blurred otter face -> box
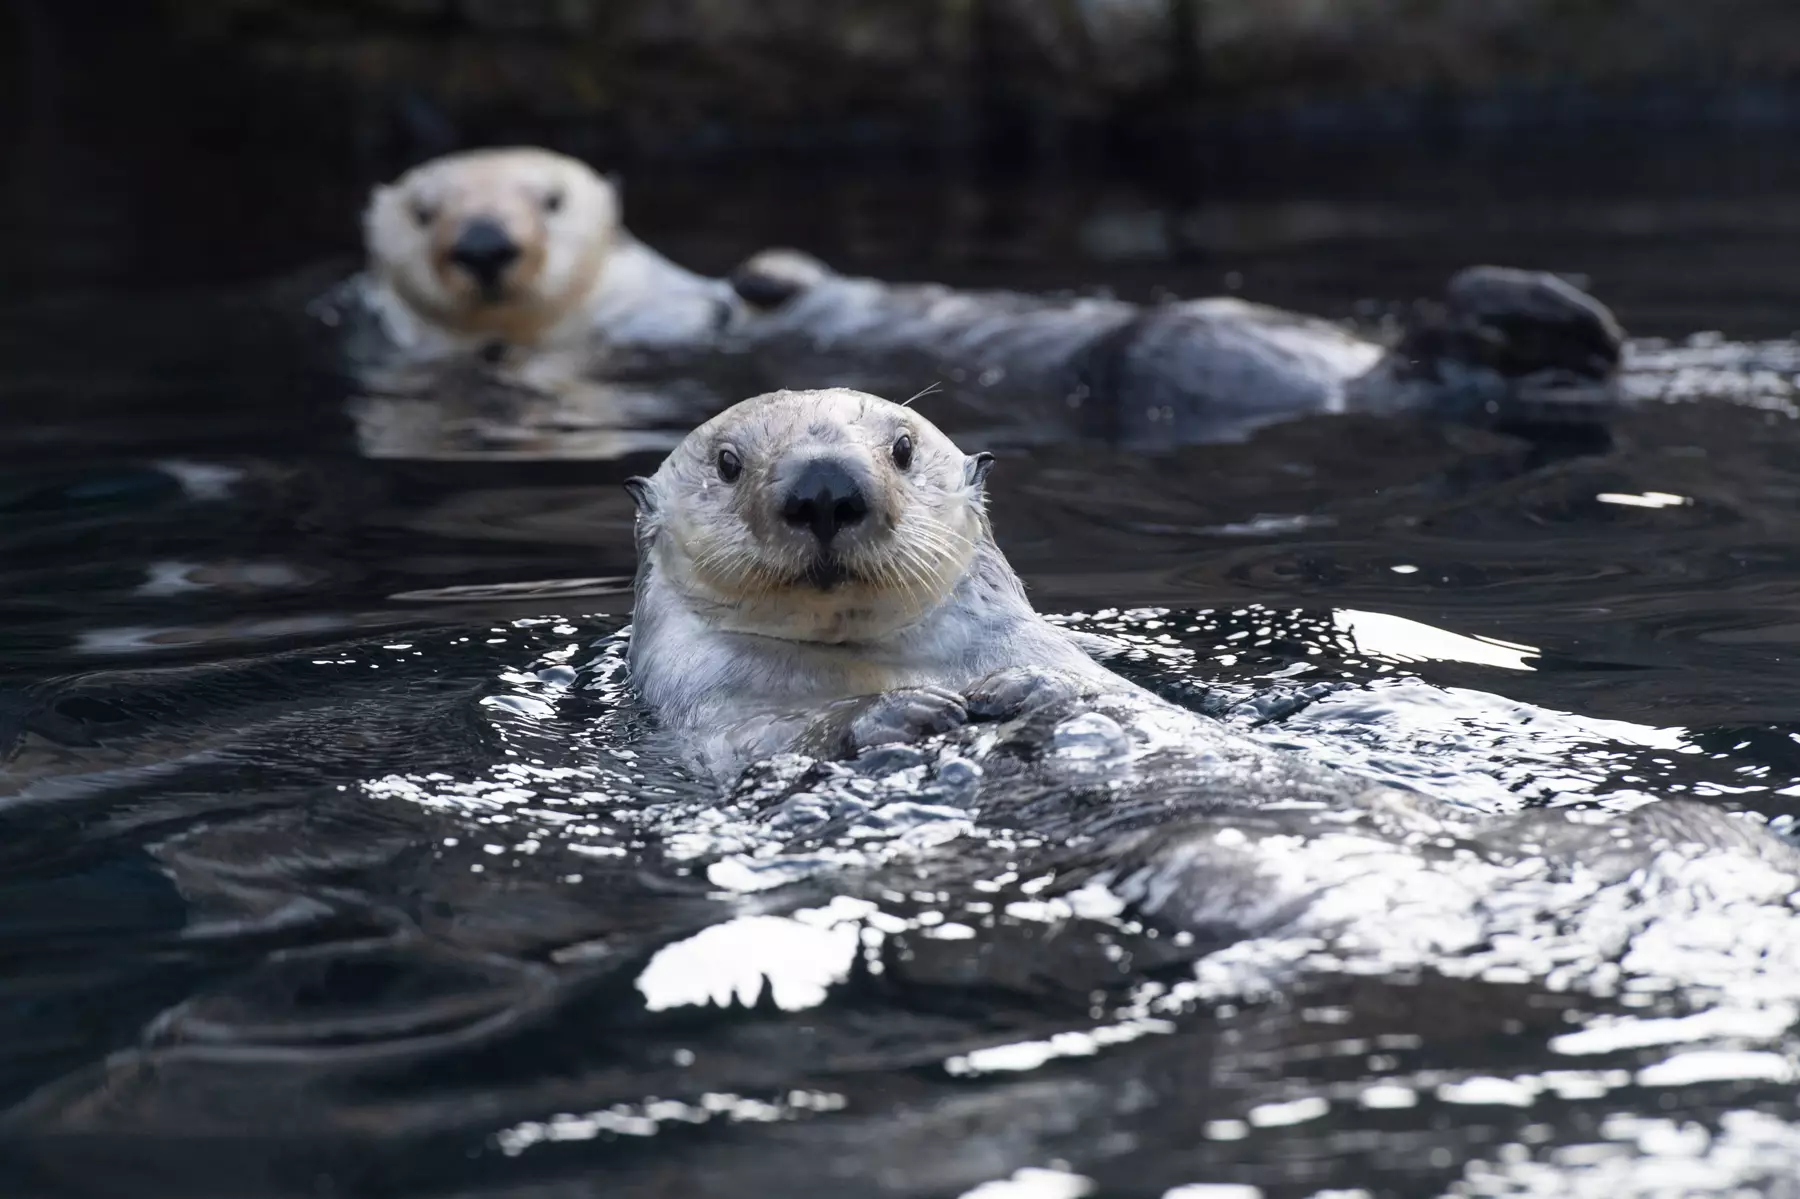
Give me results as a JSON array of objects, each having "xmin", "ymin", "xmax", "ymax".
[
  {"xmin": 363, "ymin": 147, "xmax": 618, "ymax": 345},
  {"xmin": 632, "ymin": 388, "xmax": 995, "ymax": 644}
]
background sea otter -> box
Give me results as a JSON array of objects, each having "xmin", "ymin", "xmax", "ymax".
[
  {"xmin": 339, "ymin": 147, "xmax": 1627, "ymax": 448},
  {"xmin": 348, "ymin": 147, "xmax": 732, "ymax": 364}
]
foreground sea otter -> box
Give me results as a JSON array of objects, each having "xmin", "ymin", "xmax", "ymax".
[
  {"xmin": 626, "ymin": 386, "xmax": 1125, "ymax": 781},
  {"xmin": 336, "ymin": 146, "xmax": 1626, "ymax": 445},
  {"xmin": 625, "ymin": 388, "xmax": 1798, "ymax": 947}
]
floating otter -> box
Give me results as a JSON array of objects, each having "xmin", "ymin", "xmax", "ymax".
[
  {"xmin": 626, "ymin": 388, "xmax": 1797, "ymax": 952},
  {"xmin": 624, "ymin": 387, "xmax": 1648, "ymax": 790},
  {"xmin": 343, "ymin": 147, "xmax": 731, "ymax": 364},
  {"xmin": 625, "ymin": 386, "xmax": 1124, "ymax": 782},
  {"xmin": 317, "ymin": 147, "xmax": 738, "ymax": 461},
  {"xmin": 330, "ymin": 145, "xmax": 1628, "ymax": 451},
  {"xmin": 725, "ymin": 249, "xmax": 1627, "ymax": 444}
]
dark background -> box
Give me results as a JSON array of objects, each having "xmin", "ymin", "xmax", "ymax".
[{"xmin": 9, "ymin": 0, "xmax": 1800, "ymax": 341}]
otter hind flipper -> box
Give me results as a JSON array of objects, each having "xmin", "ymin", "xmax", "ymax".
[
  {"xmin": 1444, "ymin": 265, "xmax": 1625, "ymax": 381},
  {"xmin": 1369, "ymin": 265, "xmax": 1628, "ymax": 432},
  {"xmin": 730, "ymin": 248, "xmax": 832, "ymax": 310}
]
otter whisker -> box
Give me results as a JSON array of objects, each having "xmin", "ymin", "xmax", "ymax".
[
  {"xmin": 901, "ymin": 382, "xmax": 942, "ymax": 408},
  {"xmin": 886, "ymin": 538, "xmax": 952, "ymax": 611},
  {"xmin": 894, "ymin": 525, "xmax": 963, "ymax": 580},
  {"xmin": 882, "ymin": 546, "xmax": 932, "ymax": 612},
  {"xmin": 883, "ymin": 536, "xmax": 947, "ymax": 593},
  {"xmin": 919, "ymin": 513, "xmax": 979, "ymax": 553},
  {"xmin": 688, "ymin": 535, "xmax": 794, "ymax": 603},
  {"xmin": 687, "ymin": 541, "xmax": 747, "ymax": 583},
  {"xmin": 853, "ymin": 545, "xmax": 912, "ymax": 607}
]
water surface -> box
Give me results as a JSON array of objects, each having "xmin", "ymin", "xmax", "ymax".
[{"xmin": 6, "ymin": 139, "xmax": 1800, "ymax": 1198}]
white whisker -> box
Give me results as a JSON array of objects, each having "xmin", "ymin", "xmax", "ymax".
[{"xmin": 901, "ymin": 382, "xmax": 942, "ymax": 409}]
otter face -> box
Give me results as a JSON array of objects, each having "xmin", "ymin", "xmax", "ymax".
[
  {"xmin": 363, "ymin": 147, "xmax": 619, "ymax": 345},
  {"xmin": 630, "ymin": 388, "xmax": 995, "ymax": 644}
]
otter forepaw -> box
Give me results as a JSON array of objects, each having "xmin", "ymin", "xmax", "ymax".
[
  {"xmin": 965, "ymin": 667, "xmax": 1087, "ymax": 721},
  {"xmin": 846, "ymin": 686, "xmax": 969, "ymax": 752}
]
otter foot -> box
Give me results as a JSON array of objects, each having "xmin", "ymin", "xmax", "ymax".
[
  {"xmin": 844, "ymin": 686, "xmax": 969, "ymax": 753},
  {"xmin": 1422, "ymin": 266, "xmax": 1624, "ymax": 389},
  {"xmin": 730, "ymin": 248, "xmax": 830, "ymax": 310},
  {"xmin": 965, "ymin": 667, "xmax": 1088, "ymax": 721}
]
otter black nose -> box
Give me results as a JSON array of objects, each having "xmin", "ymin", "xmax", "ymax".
[
  {"xmin": 448, "ymin": 218, "xmax": 520, "ymax": 290},
  {"xmin": 782, "ymin": 460, "xmax": 868, "ymax": 545}
]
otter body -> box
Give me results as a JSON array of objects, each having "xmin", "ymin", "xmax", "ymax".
[
  {"xmin": 625, "ymin": 387, "xmax": 1118, "ymax": 780},
  {"xmin": 332, "ymin": 146, "xmax": 1628, "ymax": 448},
  {"xmin": 625, "ymin": 387, "xmax": 1798, "ymax": 955},
  {"xmin": 725, "ymin": 251, "xmax": 1626, "ymax": 443}
]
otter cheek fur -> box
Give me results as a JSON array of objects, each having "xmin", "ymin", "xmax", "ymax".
[{"xmin": 625, "ymin": 387, "xmax": 1120, "ymax": 782}]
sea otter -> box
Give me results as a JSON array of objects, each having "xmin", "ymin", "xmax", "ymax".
[
  {"xmin": 339, "ymin": 146, "xmax": 732, "ymax": 365},
  {"xmin": 624, "ymin": 387, "xmax": 1797, "ymax": 951},
  {"xmin": 332, "ymin": 145, "xmax": 1628, "ymax": 449},
  {"xmin": 625, "ymin": 386, "xmax": 1126, "ymax": 782}
]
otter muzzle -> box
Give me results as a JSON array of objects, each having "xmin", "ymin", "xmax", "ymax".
[
  {"xmin": 781, "ymin": 459, "xmax": 869, "ymax": 547},
  {"xmin": 448, "ymin": 217, "xmax": 522, "ymax": 297}
]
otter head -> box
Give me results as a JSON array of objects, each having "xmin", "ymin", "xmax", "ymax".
[
  {"xmin": 628, "ymin": 388, "xmax": 996, "ymax": 644},
  {"xmin": 363, "ymin": 147, "xmax": 619, "ymax": 346}
]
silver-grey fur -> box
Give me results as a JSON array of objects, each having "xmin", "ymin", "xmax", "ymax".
[
  {"xmin": 626, "ymin": 387, "xmax": 1124, "ymax": 781},
  {"xmin": 725, "ymin": 250, "xmax": 1625, "ymax": 442},
  {"xmin": 334, "ymin": 147, "xmax": 732, "ymax": 369},
  {"xmin": 624, "ymin": 387, "xmax": 1800, "ymax": 973}
]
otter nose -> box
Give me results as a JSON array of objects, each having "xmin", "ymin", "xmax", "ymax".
[
  {"xmin": 782, "ymin": 460, "xmax": 869, "ymax": 545},
  {"xmin": 448, "ymin": 218, "xmax": 521, "ymax": 290}
]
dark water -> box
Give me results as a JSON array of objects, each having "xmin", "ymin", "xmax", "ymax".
[{"xmin": 9, "ymin": 133, "xmax": 1800, "ymax": 1199}]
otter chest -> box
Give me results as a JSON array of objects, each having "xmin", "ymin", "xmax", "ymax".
[{"xmin": 731, "ymin": 636, "xmax": 967, "ymax": 709}]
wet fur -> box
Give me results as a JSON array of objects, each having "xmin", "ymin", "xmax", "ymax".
[
  {"xmin": 726, "ymin": 250, "xmax": 1624, "ymax": 442},
  {"xmin": 357, "ymin": 146, "xmax": 730, "ymax": 359},
  {"xmin": 627, "ymin": 388, "xmax": 1121, "ymax": 780},
  {"xmin": 346, "ymin": 150, "xmax": 1620, "ymax": 446},
  {"xmin": 622, "ymin": 390, "xmax": 1800, "ymax": 995},
  {"xmin": 626, "ymin": 388, "xmax": 1800, "ymax": 965}
]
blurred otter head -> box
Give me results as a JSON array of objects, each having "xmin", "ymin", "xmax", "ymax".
[{"xmin": 363, "ymin": 147, "xmax": 618, "ymax": 346}]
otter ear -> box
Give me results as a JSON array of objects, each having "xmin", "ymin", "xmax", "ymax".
[
  {"xmin": 623, "ymin": 476, "xmax": 656, "ymax": 515},
  {"xmin": 964, "ymin": 452, "xmax": 995, "ymax": 491}
]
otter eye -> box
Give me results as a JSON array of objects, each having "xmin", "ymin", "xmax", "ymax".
[
  {"xmin": 892, "ymin": 433, "xmax": 914, "ymax": 471},
  {"xmin": 716, "ymin": 447, "xmax": 742, "ymax": 483},
  {"xmin": 541, "ymin": 189, "xmax": 564, "ymax": 215},
  {"xmin": 409, "ymin": 199, "xmax": 438, "ymax": 228}
]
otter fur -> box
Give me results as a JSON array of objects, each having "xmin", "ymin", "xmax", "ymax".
[
  {"xmin": 330, "ymin": 146, "xmax": 1628, "ymax": 449},
  {"xmin": 347, "ymin": 147, "xmax": 731, "ymax": 363},
  {"xmin": 625, "ymin": 387, "xmax": 1122, "ymax": 781},
  {"xmin": 624, "ymin": 386, "xmax": 1800, "ymax": 966},
  {"xmin": 725, "ymin": 250, "xmax": 1626, "ymax": 443}
]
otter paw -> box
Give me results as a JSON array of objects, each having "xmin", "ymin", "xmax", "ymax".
[
  {"xmin": 846, "ymin": 686, "xmax": 969, "ymax": 752},
  {"xmin": 965, "ymin": 667, "xmax": 1086, "ymax": 721}
]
